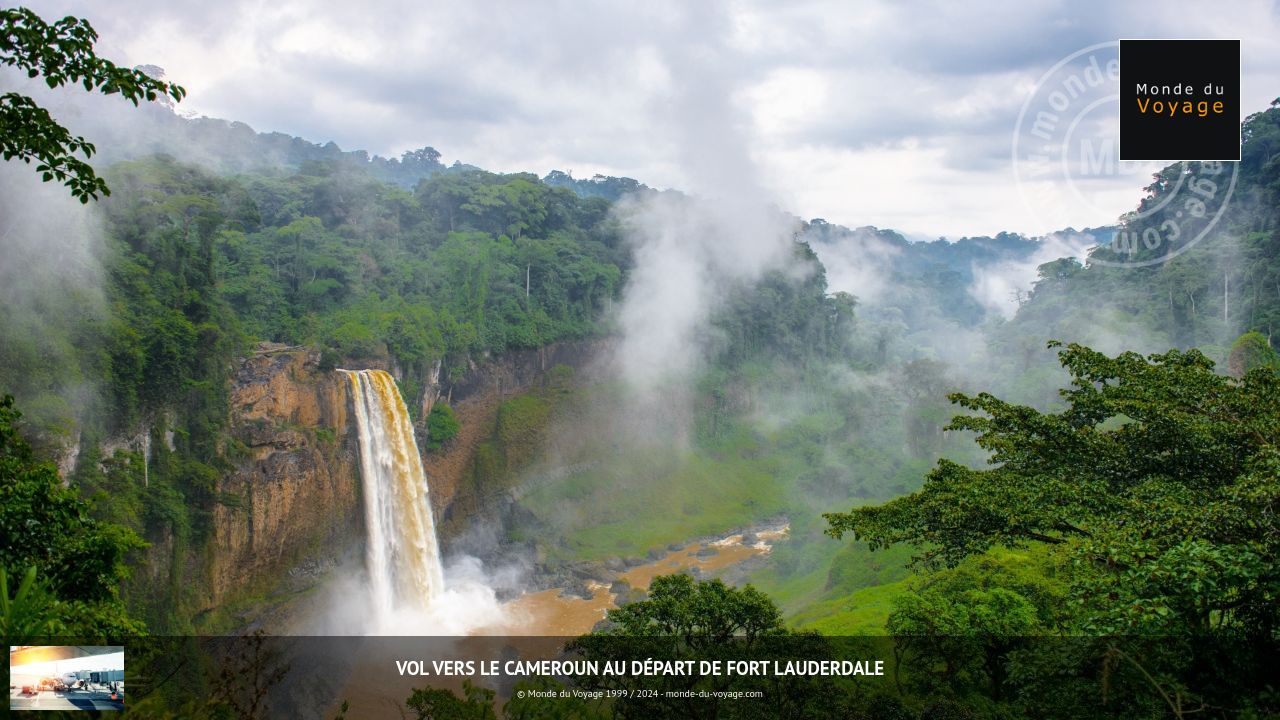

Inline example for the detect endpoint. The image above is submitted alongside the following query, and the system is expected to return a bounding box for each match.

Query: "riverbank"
[489,521,790,636]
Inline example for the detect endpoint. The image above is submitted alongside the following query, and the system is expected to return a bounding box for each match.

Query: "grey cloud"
[17,0,1280,237]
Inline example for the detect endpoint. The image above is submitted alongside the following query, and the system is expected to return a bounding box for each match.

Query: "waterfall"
[341,369,445,621]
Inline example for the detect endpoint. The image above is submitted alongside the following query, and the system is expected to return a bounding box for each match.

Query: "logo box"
[1119,39,1240,161]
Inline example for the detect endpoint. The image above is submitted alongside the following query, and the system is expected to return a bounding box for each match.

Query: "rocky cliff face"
[207,344,362,614]
[422,341,605,525]
[179,339,602,627]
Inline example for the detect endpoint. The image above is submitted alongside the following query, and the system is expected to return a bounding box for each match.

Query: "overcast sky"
[20,0,1280,238]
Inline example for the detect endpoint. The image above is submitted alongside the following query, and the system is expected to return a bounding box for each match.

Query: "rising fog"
[0,161,107,445]
[606,4,798,442]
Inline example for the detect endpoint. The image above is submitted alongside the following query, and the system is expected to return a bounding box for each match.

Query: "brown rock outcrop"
[207,343,361,609]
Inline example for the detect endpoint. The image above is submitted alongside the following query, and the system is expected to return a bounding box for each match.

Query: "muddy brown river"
[486,524,789,636]
[327,525,788,718]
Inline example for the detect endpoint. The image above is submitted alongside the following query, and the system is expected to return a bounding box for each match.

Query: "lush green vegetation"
[406,680,497,720]
[566,574,854,720]
[427,401,461,449]
[3,151,628,432]
[985,102,1280,362]
[1,151,633,630]
[824,343,1280,715]
[0,395,143,637]
[216,163,624,367]
[506,352,970,565]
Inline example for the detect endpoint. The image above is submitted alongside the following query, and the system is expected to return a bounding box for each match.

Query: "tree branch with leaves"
[1,6,185,201]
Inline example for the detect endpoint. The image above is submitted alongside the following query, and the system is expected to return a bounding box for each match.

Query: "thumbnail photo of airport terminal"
[9,646,125,712]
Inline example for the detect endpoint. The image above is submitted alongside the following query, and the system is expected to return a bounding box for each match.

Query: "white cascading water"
[341,369,446,624]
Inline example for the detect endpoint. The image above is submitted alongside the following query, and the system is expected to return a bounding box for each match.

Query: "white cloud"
[18,0,1280,237]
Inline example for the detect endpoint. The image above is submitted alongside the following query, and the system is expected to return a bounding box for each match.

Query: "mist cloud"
[0,164,104,314]
[609,5,795,400]
[0,163,107,438]
[808,226,903,304]
[968,232,1095,319]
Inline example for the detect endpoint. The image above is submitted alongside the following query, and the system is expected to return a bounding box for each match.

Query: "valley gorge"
[104,338,609,632]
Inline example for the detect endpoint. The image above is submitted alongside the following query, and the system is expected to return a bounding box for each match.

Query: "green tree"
[827,342,1280,635]
[883,550,1067,703]
[825,342,1280,715]
[1,7,185,200]
[595,574,785,641]
[570,574,846,720]
[427,402,461,449]
[406,679,496,720]
[1227,330,1280,377]
[0,395,145,636]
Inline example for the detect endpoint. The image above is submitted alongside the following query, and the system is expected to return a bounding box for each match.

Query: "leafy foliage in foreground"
[406,680,497,720]
[825,343,1280,716]
[568,574,860,720]
[1,7,185,201]
[0,395,143,637]
[827,342,1280,636]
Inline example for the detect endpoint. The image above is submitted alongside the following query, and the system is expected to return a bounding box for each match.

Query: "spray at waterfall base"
[339,369,509,634]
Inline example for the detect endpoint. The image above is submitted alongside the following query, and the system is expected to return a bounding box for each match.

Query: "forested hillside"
[998,101,1280,359]
[2,157,627,435]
